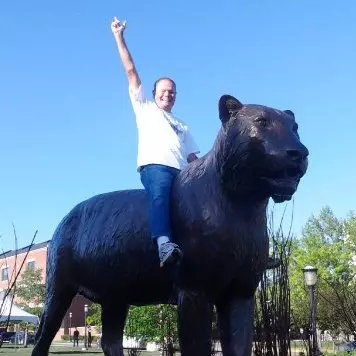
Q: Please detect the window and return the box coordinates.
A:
[27,261,35,271]
[1,267,8,281]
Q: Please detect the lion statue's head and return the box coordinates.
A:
[215,95,309,203]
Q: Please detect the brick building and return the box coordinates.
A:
[0,240,92,339]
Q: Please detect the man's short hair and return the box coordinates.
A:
[152,77,177,96]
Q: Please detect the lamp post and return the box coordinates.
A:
[84,304,88,349]
[302,265,319,356]
[69,312,72,342]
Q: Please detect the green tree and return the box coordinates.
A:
[87,303,178,346]
[125,304,178,346]
[87,303,102,328]
[344,211,356,255]
[289,206,356,335]
[16,268,46,317]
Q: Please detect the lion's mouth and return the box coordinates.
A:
[260,165,303,202]
[264,166,303,180]
[271,193,293,203]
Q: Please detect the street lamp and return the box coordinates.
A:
[69,312,72,342]
[84,304,88,349]
[302,265,319,356]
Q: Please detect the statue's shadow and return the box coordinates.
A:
[50,352,102,355]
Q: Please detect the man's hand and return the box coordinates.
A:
[111,17,126,37]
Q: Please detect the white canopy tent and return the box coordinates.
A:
[0,297,39,325]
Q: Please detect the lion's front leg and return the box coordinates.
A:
[216,296,255,356]
[177,289,213,356]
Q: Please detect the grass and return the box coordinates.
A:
[0,346,101,355]
[0,345,164,356]
[2,343,354,356]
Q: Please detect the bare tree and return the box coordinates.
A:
[0,228,37,347]
[253,204,297,356]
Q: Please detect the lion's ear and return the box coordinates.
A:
[284,110,295,118]
[219,95,243,124]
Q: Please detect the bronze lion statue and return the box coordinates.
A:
[32,95,308,356]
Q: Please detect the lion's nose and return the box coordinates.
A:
[286,146,309,161]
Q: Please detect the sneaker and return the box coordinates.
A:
[158,242,183,267]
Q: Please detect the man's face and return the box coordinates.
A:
[154,79,176,112]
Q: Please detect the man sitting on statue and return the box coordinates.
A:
[111,16,200,267]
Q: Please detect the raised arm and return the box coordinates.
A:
[111,17,141,89]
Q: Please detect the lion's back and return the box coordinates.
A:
[46,188,175,304]
[50,188,152,264]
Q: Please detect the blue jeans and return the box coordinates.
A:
[140,164,180,239]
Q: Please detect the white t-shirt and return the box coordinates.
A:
[128,85,200,171]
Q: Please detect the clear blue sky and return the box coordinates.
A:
[1,1,355,251]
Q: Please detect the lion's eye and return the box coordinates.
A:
[293,123,299,132]
[255,117,269,127]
